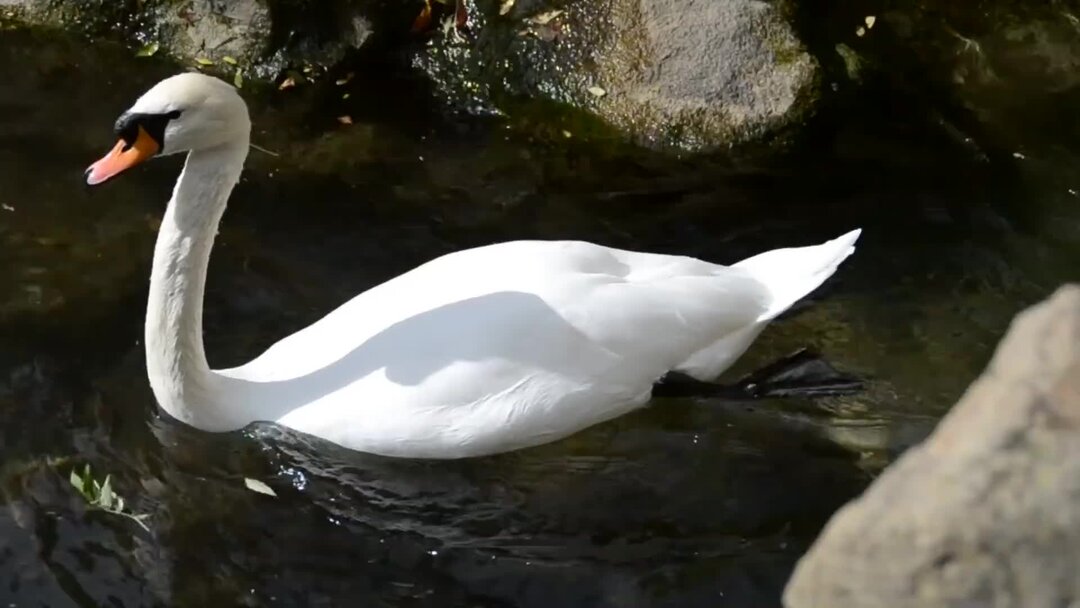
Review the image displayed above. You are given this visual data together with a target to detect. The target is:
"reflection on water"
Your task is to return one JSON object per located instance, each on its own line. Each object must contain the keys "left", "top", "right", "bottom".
{"left": 1, "top": 26, "right": 1077, "bottom": 607}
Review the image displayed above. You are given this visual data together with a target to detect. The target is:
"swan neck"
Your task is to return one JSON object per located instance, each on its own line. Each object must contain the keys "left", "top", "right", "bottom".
{"left": 145, "top": 143, "right": 247, "bottom": 430}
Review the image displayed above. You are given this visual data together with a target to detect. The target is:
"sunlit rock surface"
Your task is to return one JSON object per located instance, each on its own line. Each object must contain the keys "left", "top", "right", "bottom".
{"left": 785, "top": 285, "right": 1080, "bottom": 608}
{"left": 412, "top": 0, "right": 818, "bottom": 152}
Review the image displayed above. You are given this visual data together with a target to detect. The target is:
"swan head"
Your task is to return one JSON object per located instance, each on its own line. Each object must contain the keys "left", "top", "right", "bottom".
{"left": 85, "top": 73, "right": 250, "bottom": 186}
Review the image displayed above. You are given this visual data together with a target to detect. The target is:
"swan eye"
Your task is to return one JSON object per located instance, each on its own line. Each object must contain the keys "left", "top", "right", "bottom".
{"left": 114, "top": 110, "right": 181, "bottom": 150}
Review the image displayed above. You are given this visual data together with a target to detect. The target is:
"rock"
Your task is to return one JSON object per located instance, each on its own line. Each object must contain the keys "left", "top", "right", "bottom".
{"left": 0, "top": 0, "right": 397, "bottom": 77}
{"left": 0, "top": 0, "right": 271, "bottom": 65}
{"left": 803, "top": 0, "right": 1080, "bottom": 153}
{"left": 7, "top": 0, "right": 817, "bottom": 152}
{"left": 412, "top": 0, "right": 819, "bottom": 153}
{"left": 149, "top": 0, "right": 273, "bottom": 68}
{"left": 783, "top": 284, "right": 1080, "bottom": 608}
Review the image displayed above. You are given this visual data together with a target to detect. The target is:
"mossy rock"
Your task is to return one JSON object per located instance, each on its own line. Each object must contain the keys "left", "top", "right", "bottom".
{"left": 411, "top": 0, "right": 820, "bottom": 154}
{"left": 1, "top": 0, "right": 410, "bottom": 79}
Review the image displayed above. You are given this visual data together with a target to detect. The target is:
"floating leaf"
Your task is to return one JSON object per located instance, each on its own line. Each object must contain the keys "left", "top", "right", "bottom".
{"left": 865, "top": 15, "right": 876, "bottom": 29}
{"left": 342, "top": 93, "right": 351, "bottom": 100}
{"left": 135, "top": 42, "right": 159, "bottom": 57}
{"left": 244, "top": 477, "right": 277, "bottom": 496}
{"left": 194, "top": 56, "right": 215, "bottom": 66}
{"left": 499, "top": 0, "right": 515, "bottom": 15}
{"left": 337, "top": 115, "right": 354, "bottom": 125}
{"left": 562, "top": 130, "right": 572, "bottom": 138}
{"left": 99, "top": 475, "right": 115, "bottom": 509}
{"left": 67, "top": 464, "right": 149, "bottom": 530}
{"left": 278, "top": 76, "right": 297, "bottom": 91}
{"left": 587, "top": 86, "right": 607, "bottom": 98}
{"left": 69, "top": 468, "right": 84, "bottom": 494}
{"left": 233, "top": 70, "right": 243, "bottom": 89}
{"left": 250, "top": 142, "right": 281, "bottom": 157}
{"left": 335, "top": 72, "right": 354, "bottom": 86}
{"left": 222, "top": 55, "right": 238, "bottom": 65}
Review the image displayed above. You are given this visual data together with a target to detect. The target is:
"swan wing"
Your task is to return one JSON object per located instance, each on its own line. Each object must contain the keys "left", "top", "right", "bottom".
{"left": 223, "top": 240, "right": 770, "bottom": 384}
{"left": 213, "top": 241, "right": 771, "bottom": 456}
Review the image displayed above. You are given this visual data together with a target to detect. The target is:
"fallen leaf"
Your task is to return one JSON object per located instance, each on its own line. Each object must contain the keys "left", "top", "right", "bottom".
{"left": 865, "top": 15, "right": 876, "bottom": 29}
{"left": 527, "top": 9, "right": 563, "bottom": 25}
{"left": 411, "top": 0, "right": 433, "bottom": 33}
{"left": 335, "top": 72, "right": 354, "bottom": 86}
{"left": 222, "top": 55, "right": 238, "bottom": 65}
{"left": 587, "top": 85, "right": 607, "bottom": 98}
{"left": 337, "top": 115, "right": 354, "bottom": 125}
{"left": 855, "top": 26, "right": 866, "bottom": 37}
{"left": 278, "top": 76, "right": 297, "bottom": 91}
{"left": 561, "top": 130, "right": 572, "bottom": 138}
{"left": 455, "top": 0, "right": 468, "bottom": 28}
{"left": 499, "top": 0, "right": 515, "bottom": 16}
{"left": 194, "top": 56, "right": 214, "bottom": 66}
{"left": 135, "top": 42, "right": 159, "bottom": 57}
{"left": 342, "top": 93, "right": 351, "bottom": 99}
{"left": 233, "top": 70, "right": 243, "bottom": 89}
{"left": 244, "top": 477, "right": 277, "bottom": 497}
{"left": 441, "top": 13, "right": 458, "bottom": 37}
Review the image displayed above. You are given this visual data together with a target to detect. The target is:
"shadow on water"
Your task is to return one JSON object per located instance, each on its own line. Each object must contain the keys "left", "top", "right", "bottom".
{"left": 0, "top": 24, "right": 1077, "bottom": 607}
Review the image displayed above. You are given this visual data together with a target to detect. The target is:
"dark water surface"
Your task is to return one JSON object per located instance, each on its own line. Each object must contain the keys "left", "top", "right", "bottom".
{"left": 1, "top": 27, "right": 1078, "bottom": 607}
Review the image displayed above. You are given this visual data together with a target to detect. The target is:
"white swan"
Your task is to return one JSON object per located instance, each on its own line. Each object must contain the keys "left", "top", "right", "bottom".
{"left": 84, "top": 74, "right": 861, "bottom": 459}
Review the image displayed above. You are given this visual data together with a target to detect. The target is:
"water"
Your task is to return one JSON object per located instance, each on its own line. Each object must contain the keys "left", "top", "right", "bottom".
{"left": 1, "top": 26, "right": 1078, "bottom": 607}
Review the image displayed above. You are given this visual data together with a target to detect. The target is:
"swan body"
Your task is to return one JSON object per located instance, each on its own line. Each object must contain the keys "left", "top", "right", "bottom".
{"left": 86, "top": 74, "right": 861, "bottom": 459}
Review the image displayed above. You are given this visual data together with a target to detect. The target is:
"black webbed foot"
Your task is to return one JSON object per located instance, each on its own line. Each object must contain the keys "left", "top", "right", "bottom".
{"left": 653, "top": 348, "right": 864, "bottom": 400}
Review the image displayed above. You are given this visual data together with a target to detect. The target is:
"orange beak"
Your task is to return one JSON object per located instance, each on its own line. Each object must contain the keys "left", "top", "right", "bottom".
{"left": 85, "top": 125, "right": 160, "bottom": 186}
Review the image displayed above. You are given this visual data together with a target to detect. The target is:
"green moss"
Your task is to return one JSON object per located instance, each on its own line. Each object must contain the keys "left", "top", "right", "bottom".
{"left": 766, "top": 30, "right": 805, "bottom": 67}
{"left": 31, "top": 0, "right": 140, "bottom": 37}
{"left": 835, "top": 42, "right": 866, "bottom": 81}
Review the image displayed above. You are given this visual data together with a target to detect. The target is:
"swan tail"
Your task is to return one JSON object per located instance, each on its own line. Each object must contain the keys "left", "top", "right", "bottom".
{"left": 671, "top": 229, "right": 860, "bottom": 382}
{"left": 734, "top": 228, "right": 861, "bottom": 321}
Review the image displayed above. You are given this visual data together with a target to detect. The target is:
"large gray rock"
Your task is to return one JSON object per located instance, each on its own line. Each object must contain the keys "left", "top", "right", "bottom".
{"left": 783, "top": 284, "right": 1080, "bottom": 608}
{"left": 413, "top": 0, "right": 818, "bottom": 152}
